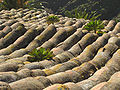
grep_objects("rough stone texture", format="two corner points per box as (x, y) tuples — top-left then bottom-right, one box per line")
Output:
(0, 8), (119, 90)
(9, 77), (45, 90)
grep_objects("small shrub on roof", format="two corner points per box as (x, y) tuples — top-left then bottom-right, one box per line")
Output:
(46, 15), (60, 25)
(28, 47), (54, 62)
(83, 19), (105, 35)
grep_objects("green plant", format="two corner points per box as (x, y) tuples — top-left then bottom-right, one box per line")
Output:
(25, 0), (46, 10)
(83, 20), (105, 33)
(64, 9), (101, 21)
(0, 0), (29, 10)
(28, 47), (54, 62)
(0, 0), (18, 10)
(0, 0), (45, 10)
(46, 15), (60, 25)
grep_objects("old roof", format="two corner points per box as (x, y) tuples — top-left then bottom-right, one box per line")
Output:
(0, 8), (119, 90)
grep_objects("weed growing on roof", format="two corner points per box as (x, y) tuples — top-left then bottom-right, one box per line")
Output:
(46, 15), (60, 25)
(28, 47), (54, 62)
(83, 19), (105, 35)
